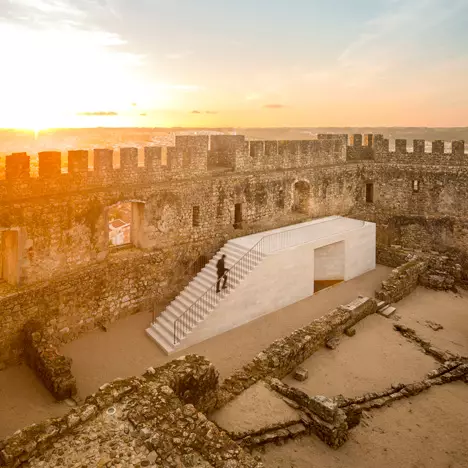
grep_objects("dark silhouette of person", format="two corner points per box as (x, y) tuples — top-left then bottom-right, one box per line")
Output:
(216, 254), (228, 293)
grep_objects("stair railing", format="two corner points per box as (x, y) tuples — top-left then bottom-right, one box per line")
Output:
(173, 218), (366, 345)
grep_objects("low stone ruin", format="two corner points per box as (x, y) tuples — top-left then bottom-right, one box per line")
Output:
(22, 321), (77, 401)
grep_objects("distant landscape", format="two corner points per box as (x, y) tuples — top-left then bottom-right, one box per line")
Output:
(1, 127), (467, 178)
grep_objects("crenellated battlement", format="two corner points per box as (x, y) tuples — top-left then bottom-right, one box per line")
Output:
(1, 133), (467, 202)
(346, 133), (466, 164)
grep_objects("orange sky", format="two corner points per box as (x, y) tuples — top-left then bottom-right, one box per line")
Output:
(1, 0), (467, 129)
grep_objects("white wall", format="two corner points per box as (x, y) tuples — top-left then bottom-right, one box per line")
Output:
(177, 221), (376, 351)
(344, 223), (376, 280)
(314, 241), (345, 280)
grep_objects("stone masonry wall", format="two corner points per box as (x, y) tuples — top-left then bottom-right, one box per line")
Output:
(377, 244), (466, 291)
(375, 258), (428, 303)
(217, 296), (377, 408)
(0, 356), (262, 468)
(1, 133), (468, 367)
(23, 321), (77, 401)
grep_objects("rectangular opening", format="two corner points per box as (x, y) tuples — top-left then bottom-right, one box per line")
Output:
(277, 188), (285, 209)
(108, 202), (132, 247)
(234, 203), (243, 229)
(314, 241), (345, 293)
(161, 147), (168, 166)
(1, 230), (19, 286)
(249, 143), (255, 158)
(412, 180), (420, 193)
(192, 206), (200, 227)
(365, 183), (374, 203)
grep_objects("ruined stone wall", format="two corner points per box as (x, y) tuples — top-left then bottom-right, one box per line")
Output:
(0, 356), (263, 468)
(1, 133), (468, 366)
(217, 296), (377, 407)
(22, 321), (77, 400)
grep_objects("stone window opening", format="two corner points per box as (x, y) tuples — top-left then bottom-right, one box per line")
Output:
(249, 143), (256, 158)
(0, 229), (19, 286)
(413, 180), (420, 193)
(277, 188), (285, 209)
(234, 203), (243, 229)
(161, 147), (168, 166)
(107, 201), (145, 249)
(192, 206), (200, 228)
(365, 183), (374, 203)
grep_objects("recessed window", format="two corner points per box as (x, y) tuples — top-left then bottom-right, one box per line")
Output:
(108, 202), (132, 247)
(108, 201), (145, 249)
(365, 183), (374, 203)
(192, 206), (200, 227)
(412, 180), (420, 193)
(0, 230), (19, 285)
(234, 203), (243, 229)
(250, 143), (255, 158)
(277, 188), (285, 209)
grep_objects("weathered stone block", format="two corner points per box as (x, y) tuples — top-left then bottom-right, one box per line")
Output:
(293, 367), (309, 382)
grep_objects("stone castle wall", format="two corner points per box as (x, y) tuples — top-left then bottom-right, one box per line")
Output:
(0, 133), (467, 366)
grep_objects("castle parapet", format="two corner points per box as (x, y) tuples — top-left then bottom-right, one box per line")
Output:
(68, 150), (88, 174)
(120, 148), (138, 170)
(144, 146), (163, 172)
(432, 140), (444, 154)
(94, 149), (114, 174)
(395, 139), (407, 153)
(413, 140), (425, 154)
(39, 151), (61, 178)
(175, 135), (209, 172)
(6, 153), (30, 180)
(350, 134), (363, 147)
(452, 140), (465, 155)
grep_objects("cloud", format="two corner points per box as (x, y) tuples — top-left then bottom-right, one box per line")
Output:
(191, 110), (218, 115)
(140, 113), (147, 116)
(263, 104), (286, 109)
(77, 111), (118, 116)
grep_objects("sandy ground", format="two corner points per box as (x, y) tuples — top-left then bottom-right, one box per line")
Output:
(0, 365), (69, 438)
(210, 381), (301, 435)
(0, 265), (390, 439)
(258, 382), (468, 468)
(395, 287), (468, 358)
(283, 313), (438, 398)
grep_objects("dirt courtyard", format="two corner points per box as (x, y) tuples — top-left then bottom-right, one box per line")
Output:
(259, 382), (468, 468)
(0, 265), (390, 439)
(257, 287), (468, 467)
(1, 268), (467, 468)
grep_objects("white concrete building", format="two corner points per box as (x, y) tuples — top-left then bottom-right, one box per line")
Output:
(147, 216), (376, 354)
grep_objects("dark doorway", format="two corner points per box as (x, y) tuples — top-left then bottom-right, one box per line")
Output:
(234, 203), (243, 229)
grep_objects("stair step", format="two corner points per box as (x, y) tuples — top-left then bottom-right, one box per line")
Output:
(146, 326), (174, 354)
(376, 300), (387, 310)
(379, 305), (396, 318)
(147, 237), (268, 353)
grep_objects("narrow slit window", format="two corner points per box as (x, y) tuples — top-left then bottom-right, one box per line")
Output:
(192, 206), (200, 227)
(365, 183), (374, 203)
(412, 180), (420, 193)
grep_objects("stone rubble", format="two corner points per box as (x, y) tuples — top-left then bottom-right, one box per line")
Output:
(22, 321), (77, 401)
(0, 355), (262, 468)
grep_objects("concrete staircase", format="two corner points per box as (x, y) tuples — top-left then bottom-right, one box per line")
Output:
(146, 239), (263, 354)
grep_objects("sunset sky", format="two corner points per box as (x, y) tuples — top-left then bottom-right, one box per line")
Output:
(0, 0), (467, 129)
